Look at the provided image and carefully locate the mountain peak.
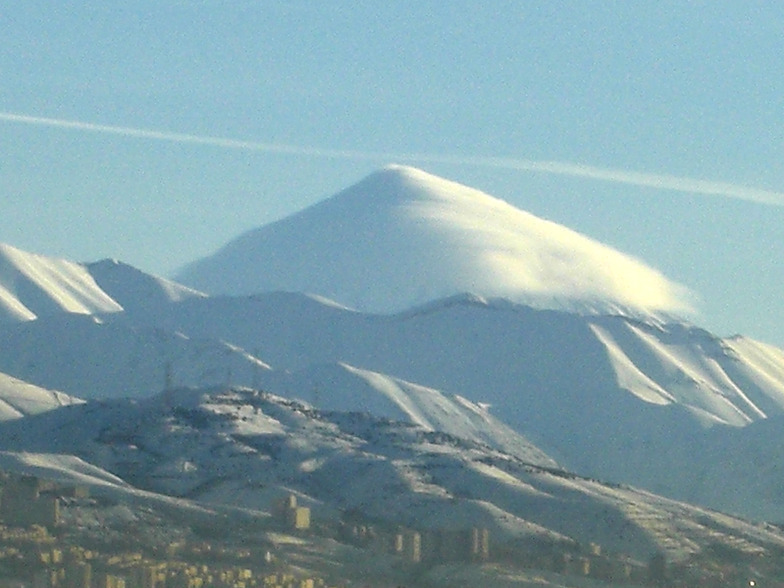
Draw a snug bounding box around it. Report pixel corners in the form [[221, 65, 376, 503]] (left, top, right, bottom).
[[374, 163, 458, 188], [317, 164, 469, 211], [176, 167, 695, 318], [346, 164, 506, 207], [370, 163, 438, 183], [0, 243, 123, 321], [374, 163, 424, 179]]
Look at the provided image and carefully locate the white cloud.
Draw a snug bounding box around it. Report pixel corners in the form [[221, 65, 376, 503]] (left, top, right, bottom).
[[2, 111, 782, 207]]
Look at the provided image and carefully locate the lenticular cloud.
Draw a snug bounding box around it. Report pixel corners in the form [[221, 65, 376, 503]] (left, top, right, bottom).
[[177, 165, 695, 317]]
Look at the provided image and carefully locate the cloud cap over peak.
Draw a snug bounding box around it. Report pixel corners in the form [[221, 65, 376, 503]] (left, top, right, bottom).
[[177, 166, 695, 318]]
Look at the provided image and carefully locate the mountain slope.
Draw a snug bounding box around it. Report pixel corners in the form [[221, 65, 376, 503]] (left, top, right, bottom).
[[0, 372, 82, 421], [131, 292, 784, 430], [0, 312, 270, 399], [0, 243, 206, 323], [86, 258, 206, 318], [0, 243, 122, 321], [3, 281, 784, 519], [0, 306, 552, 464], [257, 361, 556, 467], [176, 165, 693, 317], [107, 291, 784, 519], [3, 386, 783, 563]]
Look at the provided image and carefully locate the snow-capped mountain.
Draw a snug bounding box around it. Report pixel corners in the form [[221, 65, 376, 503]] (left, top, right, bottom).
[[2, 164, 784, 530], [9, 166, 784, 584], [3, 385, 783, 563], [0, 243, 122, 321], [0, 242, 205, 323], [176, 165, 694, 318], [119, 291, 784, 428]]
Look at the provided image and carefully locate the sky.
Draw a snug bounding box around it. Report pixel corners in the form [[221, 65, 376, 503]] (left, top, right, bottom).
[[1, 2, 783, 347]]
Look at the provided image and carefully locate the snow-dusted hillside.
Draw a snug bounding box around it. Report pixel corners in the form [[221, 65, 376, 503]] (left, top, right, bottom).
[[0, 243, 205, 323], [0, 312, 270, 399], [86, 258, 206, 318], [129, 292, 784, 429], [92, 291, 784, 519], [0, 372, 82, 421], [0, 243, 122, 321], [0, 308, 550, 463], [3, 386, 783, 562], [176, 165, 693, 318], [257, 361, 556, 467]]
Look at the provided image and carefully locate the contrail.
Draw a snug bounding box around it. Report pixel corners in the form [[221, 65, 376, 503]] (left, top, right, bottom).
[[0, 111, 378, 160], [2, 111, 783, 207]]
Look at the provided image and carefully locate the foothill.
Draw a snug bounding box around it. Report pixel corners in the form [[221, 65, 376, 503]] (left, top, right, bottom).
[[0, 471, 781, 588]]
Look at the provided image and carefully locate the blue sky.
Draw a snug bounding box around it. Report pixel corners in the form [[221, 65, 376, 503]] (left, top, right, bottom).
[[2, 2, 783, 346]]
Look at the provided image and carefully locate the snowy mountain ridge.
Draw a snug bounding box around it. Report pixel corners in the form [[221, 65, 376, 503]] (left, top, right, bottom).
[[3, 385, 784, 563], [0, 243, 122, 321], [2, 278, 784, 518], [177, 165, 694, 318], [0, 372, 82, 421], [0, 243, 205, 323], [3, 165, 784, 534]]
